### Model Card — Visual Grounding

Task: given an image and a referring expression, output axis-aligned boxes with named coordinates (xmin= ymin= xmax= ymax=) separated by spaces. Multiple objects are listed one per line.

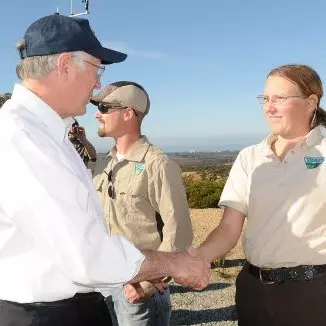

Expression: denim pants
xmin=105 ymin=286 xmax=171 ymax=326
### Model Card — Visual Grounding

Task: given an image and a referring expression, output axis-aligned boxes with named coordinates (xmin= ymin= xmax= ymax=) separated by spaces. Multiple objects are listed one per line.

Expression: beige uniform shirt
xmin=93 ymin=136 xmax=193 ymax=253
xmin=220 ymin=126 xmax=326 ymax=268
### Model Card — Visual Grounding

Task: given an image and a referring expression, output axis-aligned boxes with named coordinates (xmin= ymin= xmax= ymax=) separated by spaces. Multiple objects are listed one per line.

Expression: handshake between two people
xmin=125 ymin=247 xmax=211 ymax=303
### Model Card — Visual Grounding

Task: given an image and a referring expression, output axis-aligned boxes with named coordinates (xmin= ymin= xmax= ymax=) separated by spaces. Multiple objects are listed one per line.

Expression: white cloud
xmin=103 ymin=42 xmax=168 ymax=59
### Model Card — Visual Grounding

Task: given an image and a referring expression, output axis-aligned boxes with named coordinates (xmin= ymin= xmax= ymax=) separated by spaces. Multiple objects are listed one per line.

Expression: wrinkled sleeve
xmin=0 ymin=132 xmax=144 ymax=287
xmin=218 ymin=149 xmax=249 ymax=216
xmin=149 ymin=160 xmax=193 ymax=252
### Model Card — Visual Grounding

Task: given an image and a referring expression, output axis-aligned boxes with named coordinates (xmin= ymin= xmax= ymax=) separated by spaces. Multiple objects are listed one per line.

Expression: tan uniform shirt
xmin=220 ymin=126 xmax=326 ymax=268
xmin=93 ymin=136 xmax=193 ymax=253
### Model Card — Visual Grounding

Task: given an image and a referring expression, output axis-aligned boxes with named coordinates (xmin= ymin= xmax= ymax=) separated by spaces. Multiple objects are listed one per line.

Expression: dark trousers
xmin=0 ymin=292 xmax=112 ymax=326
xmin=236 ymin=264 xmax=326 ymax=326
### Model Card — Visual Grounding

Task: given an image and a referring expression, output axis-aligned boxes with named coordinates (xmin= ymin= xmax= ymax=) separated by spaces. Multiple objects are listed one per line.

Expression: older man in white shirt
xmin=0 ymin=14 xmax=210 ymax=326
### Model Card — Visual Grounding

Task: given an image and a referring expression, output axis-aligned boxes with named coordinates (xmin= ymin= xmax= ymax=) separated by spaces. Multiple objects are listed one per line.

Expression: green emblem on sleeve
xmin=135 ymin=163 xmax=145 ymax=175
xmin=304 ymin=156 xmax=324 ymax=169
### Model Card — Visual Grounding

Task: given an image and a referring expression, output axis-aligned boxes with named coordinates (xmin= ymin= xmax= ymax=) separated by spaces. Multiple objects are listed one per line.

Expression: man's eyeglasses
xmin=256 ymin=95 xmax=307 ymax=106
xmin=82 ymin=59 xmax=106 ymax=79
xmin=106 ymin=170 xmax=115 ymax=198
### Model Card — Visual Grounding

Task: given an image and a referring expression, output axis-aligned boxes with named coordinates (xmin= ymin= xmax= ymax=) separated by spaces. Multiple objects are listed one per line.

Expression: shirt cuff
xmin=218 ymin=200 xmax=247 ymax=216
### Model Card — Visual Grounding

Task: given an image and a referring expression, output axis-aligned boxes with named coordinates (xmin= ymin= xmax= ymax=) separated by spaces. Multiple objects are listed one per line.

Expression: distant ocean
xmin=95 ymin=134 xmax=265 ymax=154
xmin=147 ymin=135 xmax=264 ymax=153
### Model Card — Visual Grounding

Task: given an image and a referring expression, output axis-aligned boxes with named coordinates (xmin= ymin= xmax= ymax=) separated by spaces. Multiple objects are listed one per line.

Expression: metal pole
xmin=68 ymin=0 xmax=90 ymax=17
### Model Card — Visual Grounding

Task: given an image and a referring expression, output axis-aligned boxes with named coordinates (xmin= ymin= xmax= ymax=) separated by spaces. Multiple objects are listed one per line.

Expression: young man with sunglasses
xmin=92 ymin=81 xmax=193 ymax=326
xmin=0 ymin=15 xmax=209 ymax=326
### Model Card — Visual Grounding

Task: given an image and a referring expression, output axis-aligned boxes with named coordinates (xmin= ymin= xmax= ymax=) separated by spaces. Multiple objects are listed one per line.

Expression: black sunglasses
xmin=98 ymin=103 xmax=127 ymax=114
xmin=97 ymin=103 xmax=139 ymax=117
xmin=107 ymin=170 xmax=115 ymax=198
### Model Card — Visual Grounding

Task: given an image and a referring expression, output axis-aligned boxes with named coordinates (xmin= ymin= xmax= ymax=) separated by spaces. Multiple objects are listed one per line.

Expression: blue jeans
xmin=105 ymin=287 xmax=171 ymax=326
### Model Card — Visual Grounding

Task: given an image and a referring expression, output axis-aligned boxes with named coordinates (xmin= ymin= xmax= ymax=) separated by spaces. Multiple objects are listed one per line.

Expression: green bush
xmin=183 ymin=176 xmax=226 ymax=209
xmin=181 ymin=163 xmax=232 ymax=178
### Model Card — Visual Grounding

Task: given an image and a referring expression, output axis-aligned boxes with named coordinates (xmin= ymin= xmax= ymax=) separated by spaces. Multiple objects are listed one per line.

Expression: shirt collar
xmin=11 ymin=84 xmax=74 ymax=142
xmin=260 ymin=134 xmax=277 ymax=156
xmin=305 ymin=126 xmax=324 ymax=147
xmin=108 ymin=136 xmax=150 ymax=162
xmin=260 ymin=125 xmax=326 ymax=156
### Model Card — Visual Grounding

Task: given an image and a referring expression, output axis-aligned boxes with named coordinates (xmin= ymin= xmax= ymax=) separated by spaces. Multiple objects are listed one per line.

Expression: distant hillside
xmin=96 ymin=151 xmax=238 ymax=169
xmin=167 ymin=151 xmax=238 ymax=166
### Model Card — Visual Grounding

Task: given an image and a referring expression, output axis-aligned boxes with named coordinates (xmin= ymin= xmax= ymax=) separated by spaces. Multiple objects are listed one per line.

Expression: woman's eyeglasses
xmin=256 ymin=94 xmax=307 ymax=106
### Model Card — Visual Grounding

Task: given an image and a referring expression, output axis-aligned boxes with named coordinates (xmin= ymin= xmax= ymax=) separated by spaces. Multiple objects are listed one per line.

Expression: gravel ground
xmin=170 ymin=209 xmax=245 ymax=326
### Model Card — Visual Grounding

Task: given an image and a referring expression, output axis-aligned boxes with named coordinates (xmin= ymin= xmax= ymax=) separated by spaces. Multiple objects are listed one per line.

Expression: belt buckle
xmin=259 ymin=267 xmax=275 ymax=285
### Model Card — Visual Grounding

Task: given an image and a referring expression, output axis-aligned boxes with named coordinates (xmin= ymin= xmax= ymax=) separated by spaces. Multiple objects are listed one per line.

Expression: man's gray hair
xmin=16 ymin=46 xmax=86 ymax=80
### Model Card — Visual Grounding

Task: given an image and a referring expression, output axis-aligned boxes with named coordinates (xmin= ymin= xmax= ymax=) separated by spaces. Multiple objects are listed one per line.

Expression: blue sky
xmin=2 ymin=0 xmax=326 ymax=152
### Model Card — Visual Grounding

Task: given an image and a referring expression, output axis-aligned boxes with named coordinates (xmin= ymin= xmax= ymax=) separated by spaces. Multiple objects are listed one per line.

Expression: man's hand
xmin=124 ymin=283 xmax=145 ymax=303
xmin=129 ymin=250 xmax=210 ymax=289
xmin=124 ymin=278 xmax=168 ymax=303
xmin=70 ymin=126 xmax=87 ymax=142
xmin=171 ymin=249 xmax=211 ymax=290
xmin=149 ymin=278 xmax=168 ymax=294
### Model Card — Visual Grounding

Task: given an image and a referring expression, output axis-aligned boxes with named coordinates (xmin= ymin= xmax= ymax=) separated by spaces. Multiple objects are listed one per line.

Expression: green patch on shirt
xmin=304 ymin=156 xmax=324 ymax=169
xmin=135 ymin=163 xmax=145 ymax=175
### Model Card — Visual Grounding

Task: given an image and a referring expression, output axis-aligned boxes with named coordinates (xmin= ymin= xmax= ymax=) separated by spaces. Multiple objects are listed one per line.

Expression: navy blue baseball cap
xmin=19 ymin=14 xmax=127 ymax=65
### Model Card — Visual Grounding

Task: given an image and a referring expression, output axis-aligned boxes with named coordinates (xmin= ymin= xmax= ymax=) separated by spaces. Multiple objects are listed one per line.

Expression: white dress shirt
xmin=0 ymin=84 xmax=144 ymax=303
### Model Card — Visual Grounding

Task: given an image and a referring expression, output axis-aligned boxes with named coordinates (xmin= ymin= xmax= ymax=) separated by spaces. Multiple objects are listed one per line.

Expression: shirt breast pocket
xmin=128 ymin=174 xmax=148 ymax=197
xmin=116 ymin=177 xmax=151 ymax=221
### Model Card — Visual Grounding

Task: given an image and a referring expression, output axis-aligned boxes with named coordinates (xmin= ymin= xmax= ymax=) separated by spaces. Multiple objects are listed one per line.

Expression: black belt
xmin=247 ymin=262 xmax=326 ymax=284
xmin=24 ymin=292 xmax=103 ymax=308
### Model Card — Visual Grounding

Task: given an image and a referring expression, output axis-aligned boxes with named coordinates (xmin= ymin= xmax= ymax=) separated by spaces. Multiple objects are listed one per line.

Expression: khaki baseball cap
xmin=90 ymin=81 xmax=150 ymax=115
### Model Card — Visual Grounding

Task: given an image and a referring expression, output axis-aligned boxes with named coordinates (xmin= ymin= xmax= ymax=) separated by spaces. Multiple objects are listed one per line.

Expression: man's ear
xmin=56 ymin=53 xmax=73 ymax=79
xmin=123 ymin=108 xmax=136 ymax=121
